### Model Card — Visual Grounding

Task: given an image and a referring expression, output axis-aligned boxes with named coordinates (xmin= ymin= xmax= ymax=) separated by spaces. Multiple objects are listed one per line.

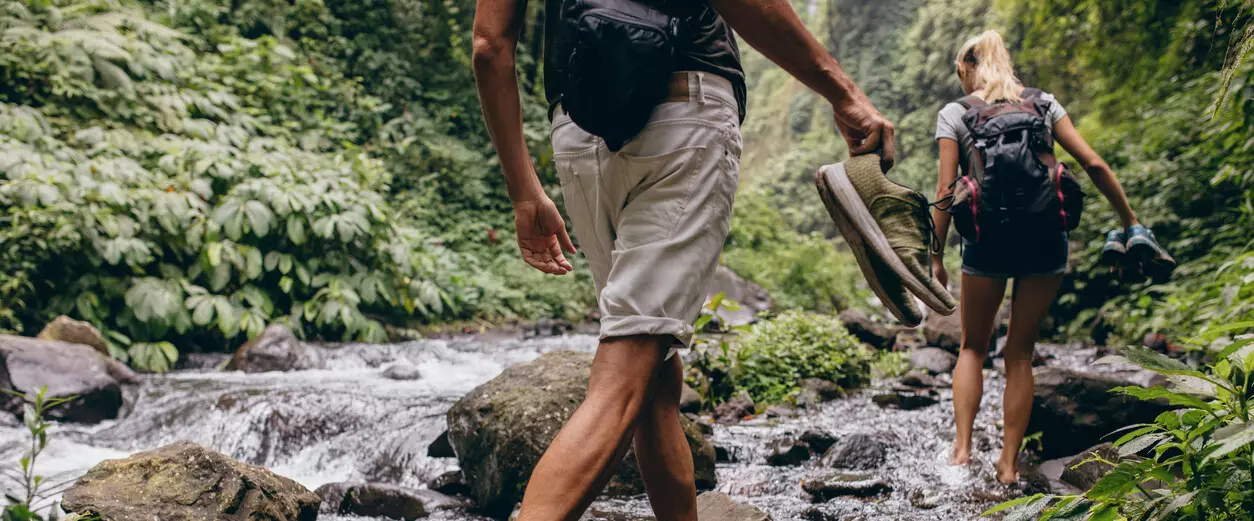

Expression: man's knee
xmin=586 ymin=335 xmax=671 ymax=415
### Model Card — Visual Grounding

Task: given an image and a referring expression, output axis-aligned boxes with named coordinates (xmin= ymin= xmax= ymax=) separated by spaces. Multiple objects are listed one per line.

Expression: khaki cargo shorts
xmin=551 ymin=72 xmax=742 ymax=349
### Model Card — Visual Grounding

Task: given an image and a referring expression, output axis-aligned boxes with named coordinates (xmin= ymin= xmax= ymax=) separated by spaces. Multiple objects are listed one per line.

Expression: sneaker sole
xmin=1100 ymin=246 xmax=1125 ymax=267
xmin=816 ymin=164 xmax=956 ymax=319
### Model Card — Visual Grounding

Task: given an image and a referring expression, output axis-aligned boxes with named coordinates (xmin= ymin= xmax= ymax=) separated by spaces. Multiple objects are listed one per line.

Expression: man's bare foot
xmin=995 ymin=459 xmax=1019 ymax=484
xmin=950 ymin=446 xmax=971 ymax=466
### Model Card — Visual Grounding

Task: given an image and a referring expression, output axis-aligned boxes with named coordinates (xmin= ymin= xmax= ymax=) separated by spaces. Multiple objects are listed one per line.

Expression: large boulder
xmin=838 ymin=310 xmax=896 ymax=350
xmin=0 ymin=334 xmax=137 ymax=424
xmin=227 ymin=324 xmax=324 ymax=373
xmin=696 ymin=491 xmax=771 ymax=521
xmin=1060 ymin=443 xmax=1119 ymax=491
xmin=705 ymin=265 xmax=773 ymax=328
xmin=62 ymin=441 xmax=319 ymax=521
xmin=1028 ymin=369 xmax=1173 ymax=459
xmin=922 ymin=310 xmax=962 ymax=352
xmin=37 ymin=316 xmax=108 ymax=356
xmin=909 ymin=347 xmax=957 ymax=374
xmin=446 ymin=351 xmax=716 ymax=518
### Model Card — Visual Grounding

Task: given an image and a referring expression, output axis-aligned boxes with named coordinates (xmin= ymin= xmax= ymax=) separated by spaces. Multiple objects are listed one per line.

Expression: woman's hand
xmin=932 ymin=255 xmax=949 ymax=290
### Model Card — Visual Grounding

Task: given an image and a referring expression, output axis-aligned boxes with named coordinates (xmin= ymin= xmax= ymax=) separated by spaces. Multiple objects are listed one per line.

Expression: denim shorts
xmin=961 ymin=231 xmax=1069 ymax=279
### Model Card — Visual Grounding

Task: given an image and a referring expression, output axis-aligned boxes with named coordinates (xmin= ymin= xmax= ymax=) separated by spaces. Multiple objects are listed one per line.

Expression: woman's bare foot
xmin=950 ymin=445 xmax=971 ymax=466
xmin=995 ymin=458 xmax=1019 ymax=484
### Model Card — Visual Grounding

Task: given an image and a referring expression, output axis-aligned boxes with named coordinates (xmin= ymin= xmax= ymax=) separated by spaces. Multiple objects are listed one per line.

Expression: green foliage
xmin=988 ymin=325 xmax=1254 ymax=521
xmin=1 ymin=387 xmax=78 ymax=521
xmin=871 ymin=350 xmax=911 ymax=379
xmin=701 ymin=311 xmax=878 ymax=406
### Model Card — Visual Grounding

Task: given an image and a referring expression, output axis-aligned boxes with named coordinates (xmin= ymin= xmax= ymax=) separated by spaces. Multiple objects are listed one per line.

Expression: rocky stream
xmin=0 ymin=314 xmax=1167 ymax=521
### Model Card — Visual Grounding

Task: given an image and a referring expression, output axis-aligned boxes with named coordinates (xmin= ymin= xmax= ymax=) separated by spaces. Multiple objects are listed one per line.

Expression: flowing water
xmin=0 ymin=334 xmax=1127 ymax=521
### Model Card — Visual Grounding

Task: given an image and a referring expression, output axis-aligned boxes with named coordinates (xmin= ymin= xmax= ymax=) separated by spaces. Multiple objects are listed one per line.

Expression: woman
xmin=930 ymin=30 xmax=1150 ymax=483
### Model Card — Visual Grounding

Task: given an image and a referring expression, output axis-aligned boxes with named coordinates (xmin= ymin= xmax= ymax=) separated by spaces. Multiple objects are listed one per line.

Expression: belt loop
xmin=691 ymin=72 xmax=706 ymax=104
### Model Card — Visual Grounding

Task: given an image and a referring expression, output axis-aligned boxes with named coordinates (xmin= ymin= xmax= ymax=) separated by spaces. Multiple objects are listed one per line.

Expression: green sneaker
xmin=815 ymin=156 xmax=956 ymax=325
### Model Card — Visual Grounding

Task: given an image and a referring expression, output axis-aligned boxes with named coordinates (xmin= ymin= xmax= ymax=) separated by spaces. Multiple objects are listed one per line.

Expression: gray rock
xmin=428 ymin=470 xmax=471 ymax=497
xmin=715 ymin=390 xmax=756 ymax=423
xmin=910 ymin=347 xmax=957 ymax=374
xmin=382 ymin=361 xmax=423 ymax=381
xmin=820 ymin=433 xmax=887 ymax=470
xmin=1028 ymin=368 xmax=1173 ymax=458
xmin=795 ymin=378 xmax=843 ymax=408
xmin=767 ymin=437 xmax=811 ymax=466
xmin=62 ymin=441 xmax=319 ymax=521
xmin=1060 ymin=443 xmax=1118 ymax=491
xmin=696 ymin=491 xmax=772 ymax=521
xmin=227 ymin=324 xmax=324 ymax=372
xmin=176 ymin=352 xmax=231 ymax=371
xmin=798 ymin=430 xmax=837 ymax=454
xmin=923 ymin=310 xmax=962 ymax=352
xmin=872 ymin=391 xmax=939 ymax=411
xmin=909 ymin=487 xmax=944 ymax=509
xmin=446 ymin=351 xmax=716 ymax=517
xmin=317 ymin=482 xmax=465 ymax=520
xmin=680 ymin=383 xmax=704 ymax=414
xmin=898 ymin=371 xmax=940 ymax=388
xmin=428 ymin=430 xmax=456 ymax=458
xmin=37 ymin=316 xmax=108 ymax=355
xmin=763 ymin=404 xmax=798 ymax=419
xmin=0 ymin=334 xmax=136 ymax=424
xmin=838 ymin=309 xmax=895 ymax=350
xmin=705 ymin=265 xmax=773 ymax=328
xmin=802 ymin=472 xmax=891 ymax=501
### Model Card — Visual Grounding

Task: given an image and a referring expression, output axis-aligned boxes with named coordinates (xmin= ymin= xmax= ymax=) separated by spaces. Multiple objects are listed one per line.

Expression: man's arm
xmin=710 ymin=0 xmax=896 ymax=168
xmin=473 ymin=0 xmax=575 ymax=275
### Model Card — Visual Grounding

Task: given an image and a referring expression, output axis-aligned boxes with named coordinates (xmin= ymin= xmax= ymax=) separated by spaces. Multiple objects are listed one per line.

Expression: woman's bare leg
xmin=951 ymin=274 xmax=1006 ymax=465
xmin=997 ymin=275 xmax=1062 ymax=483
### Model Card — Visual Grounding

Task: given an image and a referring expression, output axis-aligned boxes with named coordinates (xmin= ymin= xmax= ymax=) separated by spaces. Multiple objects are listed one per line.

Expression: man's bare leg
xmin=634 ymin=356 xmax=698 ymax=521
xmin=517 ymin=335 xmax=670 ymax=521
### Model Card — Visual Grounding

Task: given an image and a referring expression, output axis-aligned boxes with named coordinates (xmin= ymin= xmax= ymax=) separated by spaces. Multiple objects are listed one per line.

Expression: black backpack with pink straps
xmin=946 ymin=89 xmax=1085 ymax=244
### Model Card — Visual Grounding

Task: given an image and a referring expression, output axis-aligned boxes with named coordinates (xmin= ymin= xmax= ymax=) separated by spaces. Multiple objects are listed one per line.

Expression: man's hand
xmin=513 ymin=197 xmax=577 ymax=275
xmin=833 ymin=94 xmax=896 ymax=170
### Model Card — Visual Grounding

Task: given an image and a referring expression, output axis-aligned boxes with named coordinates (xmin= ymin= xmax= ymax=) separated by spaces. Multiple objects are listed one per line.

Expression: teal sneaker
xmin=1126 ymin=225 xmax=1176 ymax=282
xmin=1100 ymin=229 xmax=1127 ymax=267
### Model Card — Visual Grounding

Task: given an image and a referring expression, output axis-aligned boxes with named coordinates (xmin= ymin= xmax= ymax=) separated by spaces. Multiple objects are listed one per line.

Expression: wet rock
xmin=62 ymin=441 xmax=319 ymax=521
xmin=838 ymin=309 xmax=895 ymax=350
xmin=1060 ymin=443 xmax=1119 ymax=491
xmin=317 ymin=482 xmax=464 ymax=520
xmin=910 ymin=347 xmax=957 ymax=374
xmin=767 ymin=437 xmax=812 ymax=466
xmin=526 ymin=318 xmax=573 ymax=338
xmin=705 ymin=265 xmax=773 ymax=328
xmin=0 ymin=334 xmax=136 ymax=424
xmin=763 ymin=404 xmax=798 ymax=419
xmin=799 ymin=507 xmax=848 ymax=521
xmin=688 ymin=414 xmax=714 ymax=435
xmin=37 ymin=316 xmax=108 ymax=355
xmin=227 ymin=324 xmax=324 ymax=373
xmin=428 ymin=430 xmax=456 ymax=458
xmin=909 ymin=487 xmax=944 ymax=509
xmin=898 ymin=371 xmax=940 ymax=388
xmin=176 ymin=352 xmax=231 ymax=370
xmin=799 ymin=430 xmax=838 ymax=454
xmin=715 ymin=445 xmax=733 ymax=463
xmin=923 ymin=310 xmax=962 ymax=352
xmin=382 ymin=361 xmax=423 ymax=381
xmin=696 ymin=491 xmax=772 ymax=521
xmin=680 ymin=383 xmax=704 ymax=414
xmin=1028 ymin=368 xmax=1172 ymax=458
xmin=872 ymin=391 xmax=939 ymax=411
xmin=715 ymin=390 xmax=756 ymax=423
xmin=892 ymin=330 xmax=927 ymax=352
xmin=796 ymin=378 xmax=843 ymax=408
xmin=820 ymin=434 xmax=887 ymax=470
xmin=802 ymin=472 xmax=891 ymax=501
xmin=446 ymin=351 xmax=716 ymax=517
xmin=428 ymin=470 xmax=472 ymax=497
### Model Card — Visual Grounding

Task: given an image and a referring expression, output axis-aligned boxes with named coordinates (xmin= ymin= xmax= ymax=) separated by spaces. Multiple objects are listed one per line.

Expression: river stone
xmin=227 ymin=324 xmax=324 ymax=373
xmin=767 ymin=437 xmax=812 ymax=466
xmin=62 ymin=441 xmax=319 ymax=521
xmin=802 ymin=472 xmax=891 ymax=501
xmin=680 ymin=383 xmax=703 ymax=413
xmin=872 ymin=391 xmax=939 ymax=411
xmin=37 ymin=316 xmax=108 ymax=355
xmin=1060 ymin=443 xmax=1119 ymax=490
xmin=923 ymin=310 xmax=961 ymax=352
xmin=838 ymin=309 xmax=895 ymax=350
xmin=317 ymin=482 xmax=464 ymax=520
xmin=0 ymin=334 xmax=137 ymax=424
xmin=910 ymin=347 xmax=957 ymax=374
xmin=909 ymin=487 xmax=944 ymax=509
xmin=1028 ymin=368 xmax=1172 ymax=458
xmin=796 ymin=378 xmax=843 ymax=408
xmin=705 ymin=265 xmax=773 ymax=328
xmin=696 ymin=491 xmax=772 ymax=521
xmin=428 ymin=430 xmax=456 ymax=458
xmin=715 ymin=390 xmax=756 ymax=423
xmin=799 ymin=430 xmax=838 ymax=454
xmin=446 ymin=350 xmax=717 ymax=518
xmin=898 ymin=371 xmax=940 ymax=388
xmin=383 ymin=360 xmax=423 ymax=380
xmin=428 ymin=470 xmax=472 ymax=497
xmin=820 ymin=433 xmax=887 ymax=470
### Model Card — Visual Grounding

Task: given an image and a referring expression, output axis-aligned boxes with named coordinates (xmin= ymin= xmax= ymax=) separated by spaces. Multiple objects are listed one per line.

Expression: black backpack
xmin=946 ymin=89 xmax=1085 ymax=244
xmin=552 ymin=0 xmax=684 ymax=151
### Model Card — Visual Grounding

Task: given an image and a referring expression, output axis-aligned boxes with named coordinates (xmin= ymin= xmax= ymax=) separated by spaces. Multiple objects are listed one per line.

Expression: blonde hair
xmin=956 ymin=30 xmax=1022 ymax=103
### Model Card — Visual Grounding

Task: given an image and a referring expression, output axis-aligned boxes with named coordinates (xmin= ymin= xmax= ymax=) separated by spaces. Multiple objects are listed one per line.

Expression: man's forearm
xmin=711 ymin=0 xmax=859 ymax=104
xmin=472 ymin=33 xmax=544 ymax=203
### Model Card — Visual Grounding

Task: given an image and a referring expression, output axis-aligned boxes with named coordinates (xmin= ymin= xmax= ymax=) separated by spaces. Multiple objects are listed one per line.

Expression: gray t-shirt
xmin=935 ymin=91 xmax=1068 ymax=143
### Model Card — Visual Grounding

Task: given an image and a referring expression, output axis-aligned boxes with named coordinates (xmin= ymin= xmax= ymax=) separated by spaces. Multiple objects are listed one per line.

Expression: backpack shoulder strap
xmin=1020 ymin=87 xmax=1045 ymax=101
xmin=955 ymin=95 xmax=987 ymax=110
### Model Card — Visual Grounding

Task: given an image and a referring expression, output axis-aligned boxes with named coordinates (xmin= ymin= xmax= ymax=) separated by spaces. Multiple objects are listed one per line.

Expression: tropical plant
xmin=1 ymin=387 xmax=81 ymax=521
xmin=985 ymin=323 xmax=1254 ymax=521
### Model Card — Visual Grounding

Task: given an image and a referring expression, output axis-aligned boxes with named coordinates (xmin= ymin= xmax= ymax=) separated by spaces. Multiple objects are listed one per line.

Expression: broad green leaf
xmin=1204 ymin=421 xmax=1254 ymax=463
xmin=1118 ymin=432 xmax=1167 ymax=458
xmin=244 ymin=200 xmax=273 ymax=237
xmin=981 ymin=494 xmax=1044 ymax=516
xmin=1112 ymin=425 xmax=1159 ymax=446
xmin=1148 ymin=491 xmax=1197 ymax=521
xmin=287 ymin=217 xmax=307 ymax=245
xmin=1087 ymin=466 xmax=1139 ymax=498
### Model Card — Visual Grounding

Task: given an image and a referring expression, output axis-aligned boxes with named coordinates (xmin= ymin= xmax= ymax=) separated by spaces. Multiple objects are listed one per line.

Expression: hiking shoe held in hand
xmin=1126 ymin=224 xmax=1176 ymax=282
xmin=815 ymin=155 xmax=956 ymax=326
xmin=1101 ymin=229 xmax=1127 ymax=267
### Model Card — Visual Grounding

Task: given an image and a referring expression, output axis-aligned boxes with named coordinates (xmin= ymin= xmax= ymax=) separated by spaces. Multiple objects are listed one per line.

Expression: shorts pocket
xmin=615 ymin=145 xmax=708 ymax=244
